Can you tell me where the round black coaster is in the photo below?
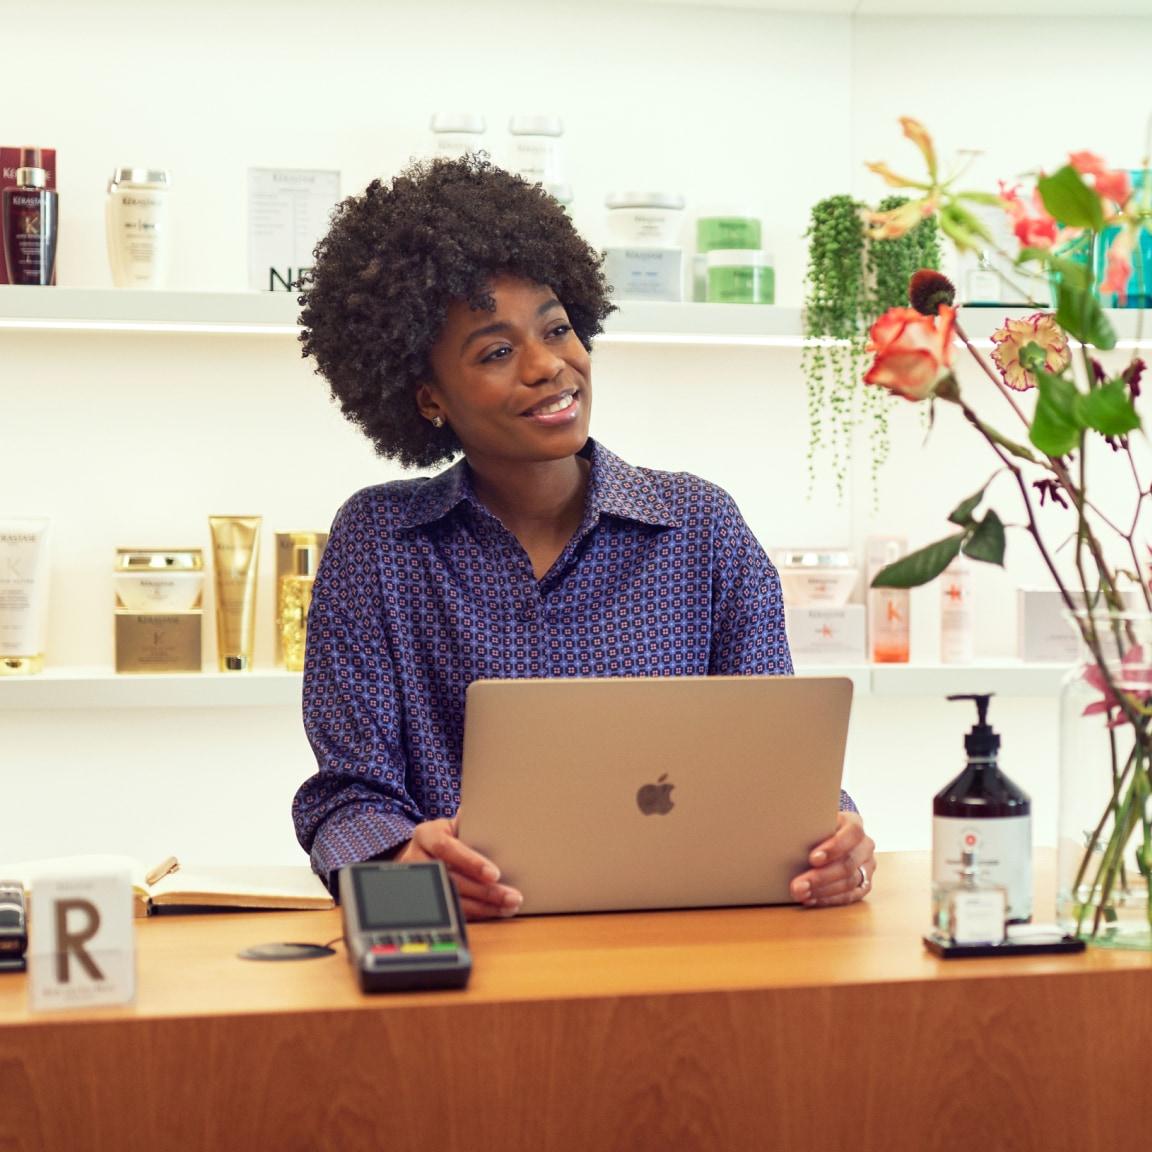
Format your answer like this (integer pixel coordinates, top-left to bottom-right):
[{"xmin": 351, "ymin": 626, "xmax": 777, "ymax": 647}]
[{"xmin": 238, "ymin": 942, "xmax": 337, "ymax": 961}]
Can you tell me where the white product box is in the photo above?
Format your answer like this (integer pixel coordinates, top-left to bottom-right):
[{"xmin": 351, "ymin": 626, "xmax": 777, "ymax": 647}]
[
  {"xmin": 247, "ymin": 167, "xmax": 341, "ymax": 292},
  {"xmin": 786, "ymin": 606, "xmax": 866, "ymax": 663},
  {"xmin": 601, "ymin": 247, "xmax": 682, "ymax": 303},
  {"xmin": 1016, "ymin": 588, "xmax": 1141, "ymax": 662}
]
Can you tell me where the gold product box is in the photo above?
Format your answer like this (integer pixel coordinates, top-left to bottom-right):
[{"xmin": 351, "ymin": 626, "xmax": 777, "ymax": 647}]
[
  {"xmin": 114, "ymin": 548, "xmax": 204, "ymax": 674},
  {"xmin": 274, "ymin": 531, "xmax": 327, "ymax": 667},
  {"xmin": 115, "ymin": 612, "xmax": 202, "ymax": 674}
]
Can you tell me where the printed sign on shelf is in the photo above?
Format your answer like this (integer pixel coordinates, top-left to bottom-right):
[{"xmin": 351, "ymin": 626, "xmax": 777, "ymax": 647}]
[{"xmin": 247, "ymin": 167, "xmax": 340, "ymax": 293}]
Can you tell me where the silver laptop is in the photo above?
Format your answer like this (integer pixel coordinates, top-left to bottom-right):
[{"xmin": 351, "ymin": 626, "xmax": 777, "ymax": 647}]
[{"xmin": 456, "ymin": 675, "xmax": 852, "ymax": 915}]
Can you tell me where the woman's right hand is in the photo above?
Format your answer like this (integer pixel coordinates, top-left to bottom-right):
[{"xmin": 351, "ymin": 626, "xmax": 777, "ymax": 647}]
[{"xmin": 393, "ymin": 816, "xmax": 523, "ymax": 920}]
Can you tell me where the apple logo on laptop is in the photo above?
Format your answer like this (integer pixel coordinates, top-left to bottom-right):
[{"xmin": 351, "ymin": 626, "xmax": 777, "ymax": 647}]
[{"xmin": 636, "ymin": 773, "xmax": 675, "ymax": 815}]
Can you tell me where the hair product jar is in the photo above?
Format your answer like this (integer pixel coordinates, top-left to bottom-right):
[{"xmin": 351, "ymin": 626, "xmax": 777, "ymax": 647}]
[
  {"xmin": 705, "ymin": 248, "xmax": 775, "ymax": 304},
  {"xmin": 508, "ymin": 115, "xmax": 564, "ymax": 185},
  {"xmin": 429, "ymin": 112, "xmax": 487, "ymax": 160},
  {"xmin": 106, "ymin": 167, "xmax": 171, "ymax": 288},
  {"xmin": 605, "ymin": 191, "xmax": 686, "ymax": 248}
]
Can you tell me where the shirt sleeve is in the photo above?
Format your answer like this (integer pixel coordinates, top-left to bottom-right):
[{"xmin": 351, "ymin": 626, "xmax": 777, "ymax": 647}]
[
  {"xmin": 291, "ymin": 493, "xmax": 425, "ymax": 885},
  {"xmin": 705, "ymin": 487, "xmax": 857, "ymax": 814}
]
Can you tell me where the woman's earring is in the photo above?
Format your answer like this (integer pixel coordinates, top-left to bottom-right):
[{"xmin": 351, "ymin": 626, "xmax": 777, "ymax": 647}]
[{"xmin": 431, "ymin": 415, "xmax": 445, "ymax": 429}]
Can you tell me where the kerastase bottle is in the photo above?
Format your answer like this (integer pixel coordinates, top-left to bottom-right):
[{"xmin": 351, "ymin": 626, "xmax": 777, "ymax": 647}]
[
  {"xmin": 2, "ymin": 149, "xmax": 57, "ymax": 285},
  {"xmin": 932, "ymin": 693, "xmax": 1032, "ymax": 922},
  {"xmin": 866, "ymin": 535, "xmax": 910, "ymax": 663},
  {"xmin": 106, "ymin": 167, "xmax": 171, "ymax": 288},
  {"xmin": 939, "ymin": 556, "xmax": 974, "ymax": 664},
  {"xmin": 277, "ymin": 533, "xmax": 319, "ymax": 673}
]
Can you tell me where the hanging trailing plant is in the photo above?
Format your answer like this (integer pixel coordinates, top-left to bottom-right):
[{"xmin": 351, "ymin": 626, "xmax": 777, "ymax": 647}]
[
  {"xmin": 802, "ymin": 193, "xmax": 942, "ymax": 502},
  {"xmin": 802, "ymin": 195, "xmax": 868, "ymax": 501}
]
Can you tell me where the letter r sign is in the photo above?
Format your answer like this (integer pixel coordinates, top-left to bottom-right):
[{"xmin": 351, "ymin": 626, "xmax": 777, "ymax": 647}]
[{"xmin": 29, "ymin": 869, "xmax": 136, "ymax": 1011}]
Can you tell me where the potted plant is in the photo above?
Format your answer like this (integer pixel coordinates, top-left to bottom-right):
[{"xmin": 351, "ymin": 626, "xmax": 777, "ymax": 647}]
[{"xmin": 802, "ymin": 193, "xmax": 941, "ymax": 501}]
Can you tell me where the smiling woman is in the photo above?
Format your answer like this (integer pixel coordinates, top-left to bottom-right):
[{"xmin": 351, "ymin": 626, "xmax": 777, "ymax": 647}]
[{"xmin": 290, "ymin": 155, "xmax": 876, "ymax": 919}]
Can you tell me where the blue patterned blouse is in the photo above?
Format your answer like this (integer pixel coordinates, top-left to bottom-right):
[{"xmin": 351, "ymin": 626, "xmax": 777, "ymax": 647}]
[{"xmin": 293, "ymin": 439, "xmax": 853, "ymax": 881}]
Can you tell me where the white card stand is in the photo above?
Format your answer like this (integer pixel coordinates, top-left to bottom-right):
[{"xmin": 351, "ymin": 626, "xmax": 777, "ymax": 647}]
[{"xmin": 29, "ymin": 869, "xmax": 136, "ymax": 1012}]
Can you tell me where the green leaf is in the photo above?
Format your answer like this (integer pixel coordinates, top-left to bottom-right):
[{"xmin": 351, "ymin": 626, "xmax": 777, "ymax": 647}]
[
  {"xmin": 871, "ymin": 534, "xmax": 964, "ymax": 588},
  {"xmin": 963, "ymin": 511, "xmax": 1007, "ymax": 566},
  {"xmin": 955, "ymin": 190, "xmax": 1007, "ymax": 207},
  {"xmin": 1079, "ymin": 379, "xmax": 1142, "ymax": 436},
  {"xmin": 938, "ymin": 202, "xmax": 995, "ymax": 250},
  {"xmin": 1054, "ymin": 279, "xmax": 1117, "ymax": 349},
  {"xmin": 1038, "ymin": 166, "xmax": 1106, "ymax": 232},
  {"xmin": 1030, "ymin": 372, "xmax": 1084, "ymax": 456},
  {"xmin": 948, "ymin": 485, "xmax": 988, "ymax": 527}
]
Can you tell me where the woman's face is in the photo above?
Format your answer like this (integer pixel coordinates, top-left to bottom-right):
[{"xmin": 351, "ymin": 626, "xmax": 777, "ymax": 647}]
[{"xmin": 419, "ymin": 276, "xmax": 592, "ymax": 469}]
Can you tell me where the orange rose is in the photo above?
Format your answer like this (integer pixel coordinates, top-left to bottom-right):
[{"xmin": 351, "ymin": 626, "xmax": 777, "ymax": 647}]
[{"xmin": 864, "ymin": 305, "xmax": 957, "ymax": 401}]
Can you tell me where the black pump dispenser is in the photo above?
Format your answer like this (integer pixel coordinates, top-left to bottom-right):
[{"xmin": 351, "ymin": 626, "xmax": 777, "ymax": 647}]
[
  {"xmin": 932, "ymin": 691, "xmax": 1033, "ymax": 921},
  {"xmin": 954, "ymin": 693, "xmax": 1000, "ymax": 759}
]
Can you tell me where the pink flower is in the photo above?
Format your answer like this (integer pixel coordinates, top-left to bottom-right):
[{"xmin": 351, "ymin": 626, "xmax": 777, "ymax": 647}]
[
  {"xmin": 864, "ymin": 305, "xmax": 957, "ymax": 401},
  {"xmin": 1069, "ymin": 151, "xmax": 1108, "ymax": 178},
  {"xmin": 1068, "ymin": 152, "xmax": 1130, "ymax": 207},
  {"xmin": 990, "ymin": 313, "xmax": 1071, "ymax": 392},
  {"xmin": 1096, "ymin": 236, "xmax": 1133, "ymax": 299},
  {"xmin": 1082, "ymin": 645, "xmax": 1152, "ymax": 727},
  {"xmin": 1000, "ymin": 182, "xmax": 1060, "ymax": 250},
  {"xmin": 1095, "ymin": 169, "xmax": 1132, "ymax": 206}
]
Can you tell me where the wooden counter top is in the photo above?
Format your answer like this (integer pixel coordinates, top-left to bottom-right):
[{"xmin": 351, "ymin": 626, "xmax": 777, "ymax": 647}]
[{"xmin": 1, "ymin": 851, "xmax": 1149, "ymax": 1152}]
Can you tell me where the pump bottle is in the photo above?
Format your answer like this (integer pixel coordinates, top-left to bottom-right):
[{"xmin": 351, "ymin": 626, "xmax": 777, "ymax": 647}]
[{"xmin": 931, "ymin": 693, "xmax": 1032, "ymax": 922}]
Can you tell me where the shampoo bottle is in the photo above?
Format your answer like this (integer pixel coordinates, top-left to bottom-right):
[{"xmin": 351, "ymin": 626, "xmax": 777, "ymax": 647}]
[
  {"xmin": 932, "ymin": 693, "xmax": 1032, "ymax": 922},
  {"xmin": 2, "ymin": 149, "xmax": 57, "ymax": 285},
  {"xmin": 939, "ymin": 556, "xmax": 974, "ymax": 664},
  {"xmin": 867, "ymin": 536, "xmax": 910, "ymax": 663}
]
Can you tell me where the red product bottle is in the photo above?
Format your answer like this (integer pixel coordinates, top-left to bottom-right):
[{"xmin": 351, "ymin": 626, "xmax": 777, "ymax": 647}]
[{"xmin": 2, "ymin": 148, "xmax": 57, "ymax": 285}]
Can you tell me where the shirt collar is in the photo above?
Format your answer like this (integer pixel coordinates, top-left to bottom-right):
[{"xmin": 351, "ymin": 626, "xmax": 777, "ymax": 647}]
[{"xmin": 399, "ymin": 439, "xmax": 679, "ymax": 530}]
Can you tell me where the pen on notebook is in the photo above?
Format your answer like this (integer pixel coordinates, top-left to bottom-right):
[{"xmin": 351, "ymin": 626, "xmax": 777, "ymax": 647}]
[{"xmin": 145, "ymin": 856, "xmax": 180, "ymax": 886}]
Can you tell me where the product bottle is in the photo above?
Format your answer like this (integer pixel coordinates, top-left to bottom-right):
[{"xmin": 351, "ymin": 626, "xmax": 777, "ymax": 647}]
[
  {"xmin": 507, "ymin": 115, "xmax": 564, "ymax": 185},
  {"xmin": 278, "ymin": 535, "xmax": 318, "ymax": 673},
  {"xmin": 939, "ymin": 556, "xmax": 974, "ymax": 664},
  {"xmin": 429, "ymin": 113, "xmax": 486, "ymax": 160},
  {"xmin": 932, "ymin": 693, "xmax": 1032, "ymax": 922},
  {"xmin": 867, "ymin": 536, "xmax": 910, "ymax": 663},
  {"xmin": 106, "ymin": 167, "xmax": 171, "ymax": 288},
  {"xmin": 2, "ymin": 149, "xmax": 57, "ymax": 286},
  {"xmin": 931, "ymin": 841, "xmax": 1008, "ymax": 946}
]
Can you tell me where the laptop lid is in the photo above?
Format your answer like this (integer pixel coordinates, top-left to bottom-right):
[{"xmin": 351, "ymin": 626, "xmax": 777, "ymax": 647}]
[{"xmin": 456, "ymin": 675, "xmax": 852, "ymax": 915}]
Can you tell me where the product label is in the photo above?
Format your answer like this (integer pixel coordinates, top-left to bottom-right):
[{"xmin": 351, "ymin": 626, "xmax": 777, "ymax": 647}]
[
  {"xmin": 247, "ymin": 167, "xmax": 340, "ymax": 292},
  {"xmin": 933, "ymin": 816, "xmax": 1032, "ymax": 920}
]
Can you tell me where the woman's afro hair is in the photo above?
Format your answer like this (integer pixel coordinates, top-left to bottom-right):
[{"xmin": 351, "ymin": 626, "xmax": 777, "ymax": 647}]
[{"xmin": 298, "ymin": 154, "xmax": 615, "ymax": 468}]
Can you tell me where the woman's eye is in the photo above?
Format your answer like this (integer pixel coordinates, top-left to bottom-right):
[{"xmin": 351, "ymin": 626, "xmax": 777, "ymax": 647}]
[
  {"xmin": 480, "ymin": 345, "xmax": 512, "ymax": 364},
  {"xmin": 548, "ymin": 322, "xmax": 573, "ymax": 340}
]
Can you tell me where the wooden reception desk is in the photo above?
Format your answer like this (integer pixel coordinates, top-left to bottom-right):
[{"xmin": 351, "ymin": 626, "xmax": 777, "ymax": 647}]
[{"xmin": 1, "ymin": 852, "xmax": 1149, "ymax": 1152}]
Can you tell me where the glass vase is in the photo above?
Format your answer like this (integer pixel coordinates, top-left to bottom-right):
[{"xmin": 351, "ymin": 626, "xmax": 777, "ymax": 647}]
[{"xmin": 1056, "ymin": 610, "xmax": 1152, "ymax": 949}]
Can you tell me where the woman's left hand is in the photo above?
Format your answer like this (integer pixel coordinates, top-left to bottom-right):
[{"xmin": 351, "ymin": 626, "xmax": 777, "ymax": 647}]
[{"xmin": 789, "ymin": 811, "xmax": 876, "ymax": 907}]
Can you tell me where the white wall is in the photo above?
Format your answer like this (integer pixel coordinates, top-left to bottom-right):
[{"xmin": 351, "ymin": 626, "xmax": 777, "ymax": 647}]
[{"xmin": 3, "ymin": 1, "xmax": 1150, "ymax": 871}]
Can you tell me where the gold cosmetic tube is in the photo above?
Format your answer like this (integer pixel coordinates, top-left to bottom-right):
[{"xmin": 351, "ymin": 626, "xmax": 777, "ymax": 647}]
[{"xmin": 209, "ymin": 515, "xmax": 262, "ymax": 672}]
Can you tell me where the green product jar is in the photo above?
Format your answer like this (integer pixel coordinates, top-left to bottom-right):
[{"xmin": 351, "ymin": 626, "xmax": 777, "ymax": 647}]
[
  {"xmin": 696, "ymin": 215, "xmax": 762, "ymax": 252},
  {"xmin": 705, "ymin": 249, "xmax": 775, "ymax": 304}
]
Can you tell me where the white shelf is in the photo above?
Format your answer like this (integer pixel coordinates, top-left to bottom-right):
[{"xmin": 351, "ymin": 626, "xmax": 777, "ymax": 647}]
[
  {"xmin": 2, "ymin": 661, "xmax": 1069, "ymax": 710},
  {"xmin": 0, "ymin": 667, "xmax": 303, "ymax": 710},
  {"xmin": 1, "ymin": 286, "xmax": 1149, "ymax": 348}
]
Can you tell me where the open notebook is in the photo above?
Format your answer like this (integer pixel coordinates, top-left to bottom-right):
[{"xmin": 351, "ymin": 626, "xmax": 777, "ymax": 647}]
[{"xmin": 0, "ymin": 854, "xmax": 334, "ymax": 917}]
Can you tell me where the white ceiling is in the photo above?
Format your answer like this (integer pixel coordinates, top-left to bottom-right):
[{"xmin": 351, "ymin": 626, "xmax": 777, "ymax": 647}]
[{"xmin": 620, "ymin": 0, "xmax": 1151, "ymax": 16}]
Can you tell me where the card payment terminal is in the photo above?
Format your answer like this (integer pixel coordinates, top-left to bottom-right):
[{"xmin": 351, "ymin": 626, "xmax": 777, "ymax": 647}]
[{"xmin": 339, "ymin": 860, "xmax": 471, "ymax": 992}]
